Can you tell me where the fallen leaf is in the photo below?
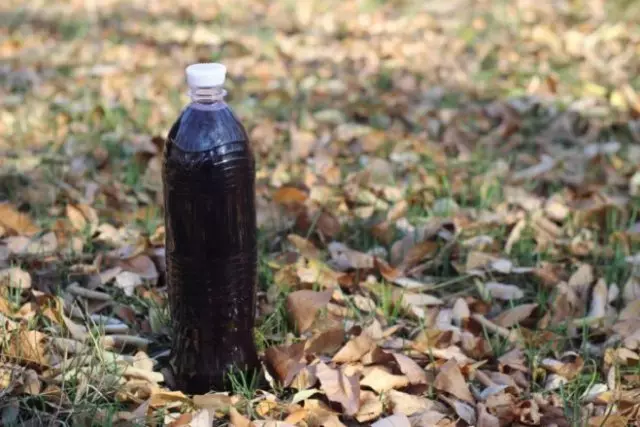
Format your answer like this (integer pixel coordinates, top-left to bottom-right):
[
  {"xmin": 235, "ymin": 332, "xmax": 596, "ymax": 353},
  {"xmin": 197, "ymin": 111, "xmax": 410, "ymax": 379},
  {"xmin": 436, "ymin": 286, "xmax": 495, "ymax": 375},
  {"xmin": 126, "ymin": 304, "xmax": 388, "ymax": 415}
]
[
  {"xmin": 360, "ymin": 366, "xmax": 409, "ymax": 393},
  {"xmin": 392, "ymin": 353, "xmax": 427, "ymax": 384},
  {"xmin": 288, "ymin": 234, "xmax": 321, "ymax": 259},
  {"xmin": 286, "ymin": 289, "xmax": 332, "ymax": 332},
  {"xmin": 0, "ymin": 267, "xmax": 31, "ymax": 289},
  {"xmin": 493, "ymin": 303, "xmax": 538, "ymax": 327},
  {"xmin": 401, "ymin": 293, "xmax": 444, "ymax": 307},
  {"xmin": 484, "ymin": 282, "xmax": 524, "ymax": 300},
  {"xmin": 114, "ymin": 271, "xmax": 143, "ymax": 296},
  {"xmin": 4, "ymin": 328, "xmax": 50, "ymax": 367},
  {"xmin": 6, "ymin": 232, "xmax": 58, "ymax": 255},
  {"xmin": 588, "ymin": 278, "xmax": 608, "ymax": 318},
  {"xmin": 328, "ymin": 242, "xmax": 374, "ymax": 270},
  {"xmin": 193, "ymin": 393, "xmax": 232, "ymax": 411},
  {"xmin": 441, "ymin": 396, "xmax": 476, "ymax": 425},
  {"xmin": 21, "ymin": 369, "xmax": 41, "ymax": 395},
  {"xmin": 265, "ymin": 342, "xmax": 306, "ymax": 386},
  {"xmin": 433, "ymin": 359, "xmax": 474, "ymax": 403},
  {"xmin": 0, "ymin": 203, "xmax": 40, "ymax": 236},
  {"xmin": 332, "ymin": 334, "xmax": 375, "ymax": 364},
  {"xmin": 315, "ymin": 362, "xmax": 360, "ymax": 416},
  {"xmin": 587, "ymin": 414, "xmax": 628, "ymax": 427},
  {"xmin": 118, "ymin": 255, "xmax": 159, "ymax": 282},
  {"xmin": 229, "ymin": 407, "xmax": 255, "ymax": 427},
  {"xmin": 189, "ymin": 409, "xmax": 213, "ymax": 427},
  {"xmin": 355, "ymin": 390, "xmax": 383, "ymax": 423},
  {"xmin": 148, "ymin": 390, "xmax": 191, "ymax": 408},
  {"xmin": 371, "ymin": 414, "xmax": 411, "ymax": 427},
  {"xmin": 477, "ymin": 403, "xmax": 500, "ymax": 427},
  {"xmin": 305, "ymin": 328, "xmax": 345, "ymax": 354},
  {"xmin": 273, "ymin": 187, "xmax": 308, "ymax": 205},
  {"xmin": 386, "ymin": 390, "xmax": 438, "ymax": 416},
  {"xmin": 540, "ymin": 352, "xmax": 584, "ymax": 379}
]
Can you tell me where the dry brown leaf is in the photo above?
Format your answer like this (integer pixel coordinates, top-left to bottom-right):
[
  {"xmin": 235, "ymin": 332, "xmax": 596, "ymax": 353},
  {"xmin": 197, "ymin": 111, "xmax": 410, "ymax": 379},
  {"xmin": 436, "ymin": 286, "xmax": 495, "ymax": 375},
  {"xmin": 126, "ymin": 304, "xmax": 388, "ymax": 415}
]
[
  {"xmin": 0, "ymin": 203, "xmax": 40, "ymax": 236},
  {"xmin": 273, "ymin": 187, "xmax": 308, "ymax": 205},
  {"xmin": 588, "ymin": 278, "xmax": 609, "ymax": 318},
  {"xmin": 189, "ymin": 409, "xmax": 213, "ymax": 427},
  {"xmin": 117, "ymin": 255, "xmax": 159, "ymax": 281},
  {"xmin": 401, "ymin": 293, "xmax": 444, "ymax": 307},
  {"xmin": 408, "ymin": 410, "xmax": 448, "ymax": 427},
  {"xmin": 465, "ymin": 251, "xmax": 498, "ymax": 271},
  {"xmin": 360, "ymin": 366, "xmax": 409, "ymax": 393},
  {"xmin": 386, "ymin": 390, "xmax": 438, "ymax": 416},
  {"xmin": 392, "ymin": 353, "xmax": 427, "ymax": 385},
  {"xmin": 484, "ymin": 282, "xmax": 524, "ymax": 301},
  {"xmin": 303, "ymin": 399, "xmax": 347, "ymax": 427},
  {"xmin": 493, "ymin": 303, "xmax": 538, "ymax": 328},
  {"xmin": 433, "ymin": 359, "xmax": 474, "ymax": 403},
  {"xmin": 540, "ymin": 352, "xmax": 584, "ymax": 380},
  {"xmin": 66, "ymin": 205, "xmax": 88, "ymax": 232},
  {"xmin": 229, "ymin": 407, "xmax": 255, "ymax": 427},
  {"xmin": 328, "ymin": 242, "xmax": 374, "ymax": 270},
  {"xmin": 4, "ymin": 328, "xmax": 50, "ymax": 367},
  {"xmin": 193, "ymin": 393, "xmax": 231, "ymax": 411},
  {"xmin": 287, "ymin": 289, "xmax": 332, "ymax": 332},
  {"xmin": 265, "ymin": 342, "xmax": 306, "ymax": 387},
  {"xmin": 288, "ymin": 234, "xmax": 321, "ymax": 259},
  {"xmin": 371, "ymin": 414, "xmax": 411, "ymax": 427},
  {"xmin": 21, "ymin": 369, "xmax": 41, "ymax": 395},
  {"xmin": 441, "ymin": 395, "xmax": 476, "ymax": 425},
  {"xmin": 477, "ymin": 403, "xmax": 500, "ymax": 427},
  {"xmin": 315, "ymin": 362, "xmax": 360, "ymax": 416},
  {"xmin": 587, "ymin": 414, "xmax": 628, "ymax": 427},
  {"xmin": 6, "ymin": 232, "xmax": 58, "ymax": 255},
  {"xmin": 0, "ymin": 267, "xmax": 31, "ymax": 289},
  {"xmin": 399, "ymin": 241, "xmax": 439, "ymax": 270},
  {"xmin": 148, "ymin": 390, "xmax": 191, "ymax": 408},
  {"xmin": 332, "ymin": 334, "xmax": 375, "ymax": 364},
  {"xmin": 305, "ymin": 328, "xmax": 345, "ymax": 354},
  {"xmin": 355, "ymin": 390, "xmax": 383, "ymax": 423}
]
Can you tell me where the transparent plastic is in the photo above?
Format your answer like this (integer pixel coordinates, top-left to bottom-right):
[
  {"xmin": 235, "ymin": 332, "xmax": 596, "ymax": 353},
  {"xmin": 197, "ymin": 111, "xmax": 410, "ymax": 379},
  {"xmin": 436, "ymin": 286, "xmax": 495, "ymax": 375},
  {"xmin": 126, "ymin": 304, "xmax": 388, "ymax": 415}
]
[{"xmin": 162, "ymin": 70, "xmax": 259, "ymax": 393}]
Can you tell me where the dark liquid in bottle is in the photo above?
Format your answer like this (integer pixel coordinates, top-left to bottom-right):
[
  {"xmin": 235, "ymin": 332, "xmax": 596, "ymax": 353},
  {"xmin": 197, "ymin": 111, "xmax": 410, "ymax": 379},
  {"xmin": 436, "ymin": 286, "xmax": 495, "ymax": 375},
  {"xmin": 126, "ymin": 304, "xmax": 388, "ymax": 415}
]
[{"xmin": 162, "ymin": 100, "xmax": 259, "ymax": 394}]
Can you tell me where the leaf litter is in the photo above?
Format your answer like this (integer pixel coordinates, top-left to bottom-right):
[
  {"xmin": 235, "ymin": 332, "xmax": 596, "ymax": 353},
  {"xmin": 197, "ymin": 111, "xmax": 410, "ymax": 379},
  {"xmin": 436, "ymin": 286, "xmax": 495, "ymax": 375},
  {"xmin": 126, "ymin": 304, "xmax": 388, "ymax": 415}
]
[{"xmin": 2, "ymin": 0, "xmax": 640, "ymax": 425}]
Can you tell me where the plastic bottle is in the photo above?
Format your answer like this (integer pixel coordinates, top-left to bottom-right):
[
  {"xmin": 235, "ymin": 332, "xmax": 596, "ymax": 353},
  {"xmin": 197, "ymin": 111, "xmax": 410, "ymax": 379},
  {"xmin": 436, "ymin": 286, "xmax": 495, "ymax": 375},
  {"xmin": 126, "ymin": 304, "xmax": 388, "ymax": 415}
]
[{"xmin": 162, "ymin": 63, "xmax": 259, "ymax": 394}]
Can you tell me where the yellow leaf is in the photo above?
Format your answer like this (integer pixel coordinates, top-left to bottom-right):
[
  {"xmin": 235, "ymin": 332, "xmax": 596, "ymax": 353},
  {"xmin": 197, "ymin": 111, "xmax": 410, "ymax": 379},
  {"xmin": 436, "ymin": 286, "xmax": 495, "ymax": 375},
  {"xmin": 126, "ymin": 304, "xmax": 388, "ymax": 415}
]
[
  {"xmin": 273, "ymin": 187, "xmax": 307, "ymax": 205},
  {"xmin": 148, "ymin": 390, "xmax": 191, "ymax": 409},
  {"xmin": 66, "ymin": 204, "xmax": 88, "ymax": 232},
  {"xmin": 0, "ymin": 203, "xmax": 40, "ymax": 236}
]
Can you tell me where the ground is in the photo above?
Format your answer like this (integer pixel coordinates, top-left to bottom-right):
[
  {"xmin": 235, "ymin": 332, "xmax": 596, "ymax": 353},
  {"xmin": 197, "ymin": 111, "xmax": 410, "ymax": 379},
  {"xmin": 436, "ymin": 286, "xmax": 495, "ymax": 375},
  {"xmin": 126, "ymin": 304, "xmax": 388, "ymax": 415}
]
[{"xmin": 1, "ymin": 0, "xmax": 640, "ymax": 426}]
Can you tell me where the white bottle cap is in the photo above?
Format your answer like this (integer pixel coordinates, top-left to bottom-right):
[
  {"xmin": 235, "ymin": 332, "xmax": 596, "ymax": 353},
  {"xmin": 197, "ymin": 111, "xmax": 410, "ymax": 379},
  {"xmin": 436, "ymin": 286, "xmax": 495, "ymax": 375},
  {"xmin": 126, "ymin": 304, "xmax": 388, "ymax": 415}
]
[{"xmin": 185, "ymin": 63, "xmax": 226, "ymax": 88}]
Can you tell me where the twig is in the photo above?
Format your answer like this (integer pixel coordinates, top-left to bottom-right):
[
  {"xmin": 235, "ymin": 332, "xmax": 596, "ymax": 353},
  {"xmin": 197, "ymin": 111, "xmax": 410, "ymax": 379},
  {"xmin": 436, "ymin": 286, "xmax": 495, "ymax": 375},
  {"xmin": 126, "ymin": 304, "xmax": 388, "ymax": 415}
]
[
  {"xmin": 67, "ymin": 282, "xmax": 112, "ymax": 301},
  {"xmin": 120, "ymin": 366, "xmax": 164, "ymax": 383},
  {"xmin": 471, "ymin": 314, "xmax": 519, "ymax": 343},
  {"xmin": 100, "ymin": 335, "xmax": 152, "ymax": 349}
]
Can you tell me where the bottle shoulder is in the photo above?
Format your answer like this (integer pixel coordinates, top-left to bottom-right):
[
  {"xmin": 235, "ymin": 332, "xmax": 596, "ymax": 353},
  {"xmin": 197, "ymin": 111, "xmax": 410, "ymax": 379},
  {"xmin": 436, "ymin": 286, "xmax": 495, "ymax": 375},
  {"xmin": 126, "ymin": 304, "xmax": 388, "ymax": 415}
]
[{"xmin": 168, "ymin": 103, "xmax": 249, "ymax": 153}]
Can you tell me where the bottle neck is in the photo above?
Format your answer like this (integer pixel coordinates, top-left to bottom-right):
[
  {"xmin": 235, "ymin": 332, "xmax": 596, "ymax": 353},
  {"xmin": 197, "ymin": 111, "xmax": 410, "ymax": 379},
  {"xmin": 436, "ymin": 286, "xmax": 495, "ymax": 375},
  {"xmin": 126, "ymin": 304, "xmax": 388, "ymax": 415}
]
[{"xmin": 188, "ymin": 86, "xmax": 227, "ymax": 104}]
